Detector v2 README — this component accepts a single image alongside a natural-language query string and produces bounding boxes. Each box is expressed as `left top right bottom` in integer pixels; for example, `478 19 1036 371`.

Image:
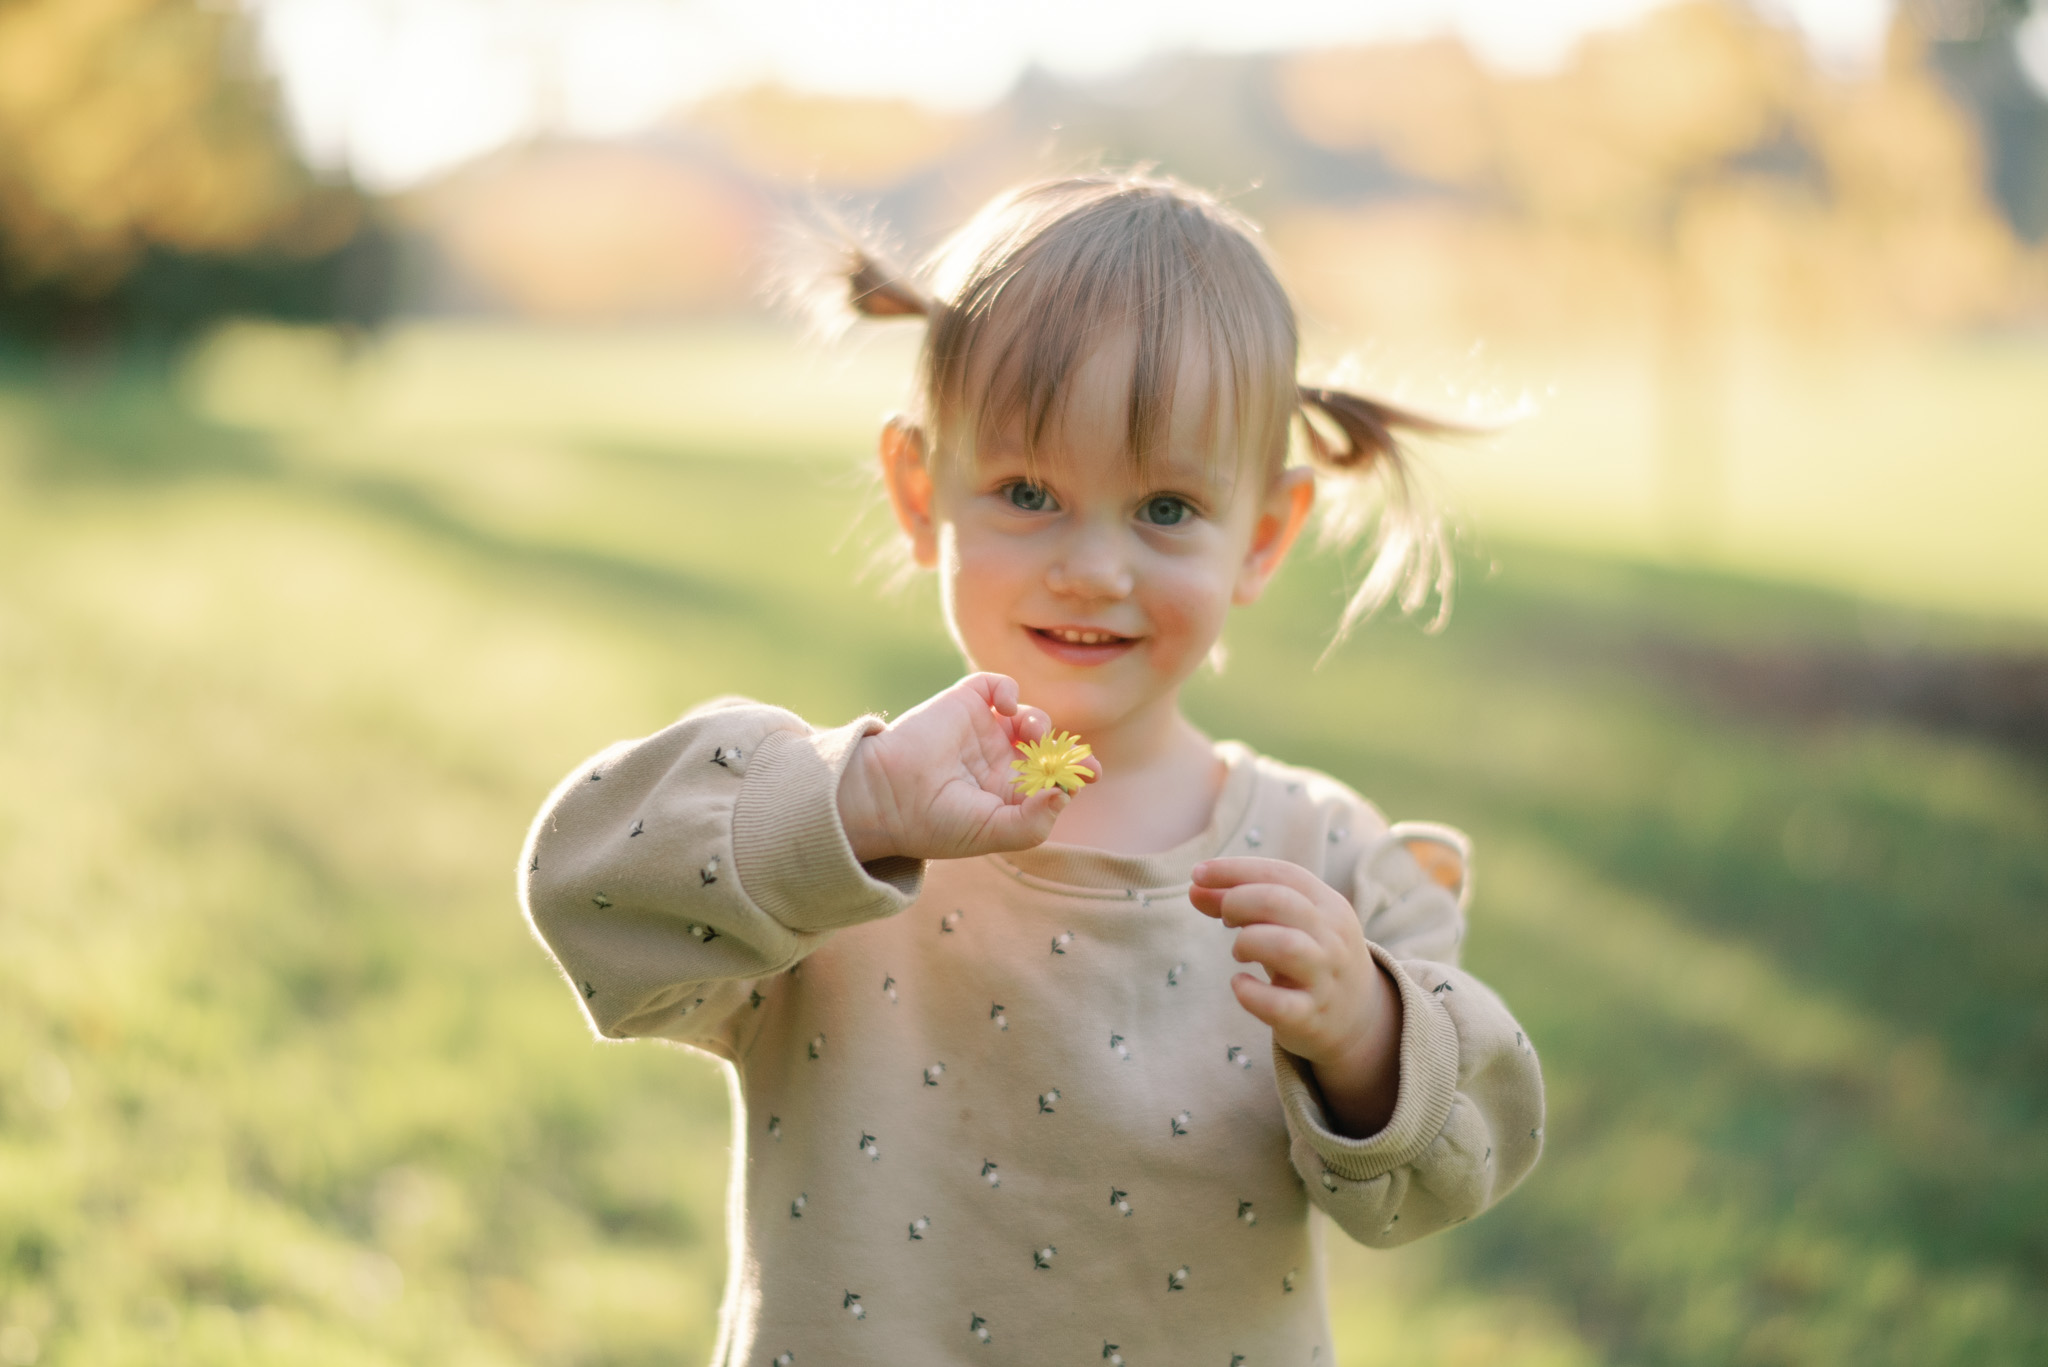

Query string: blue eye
1005 482 1054 512
1140 495 1192 526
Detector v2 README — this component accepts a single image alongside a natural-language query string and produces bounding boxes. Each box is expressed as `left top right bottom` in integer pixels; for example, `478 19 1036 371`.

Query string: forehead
921 184 1300 489
967 327 1253 490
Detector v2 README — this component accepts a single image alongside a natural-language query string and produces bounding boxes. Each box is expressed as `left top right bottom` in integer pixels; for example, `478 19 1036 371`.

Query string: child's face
881 336 1312 746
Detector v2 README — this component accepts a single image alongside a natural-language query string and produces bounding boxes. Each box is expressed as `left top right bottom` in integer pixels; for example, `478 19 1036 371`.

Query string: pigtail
1297 387 1465 473
767 206 936 341
847 250 932 318
1297 385 1472 645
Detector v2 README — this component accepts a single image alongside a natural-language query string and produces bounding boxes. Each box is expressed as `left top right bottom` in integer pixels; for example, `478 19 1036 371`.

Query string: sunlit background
1 0 2044 1363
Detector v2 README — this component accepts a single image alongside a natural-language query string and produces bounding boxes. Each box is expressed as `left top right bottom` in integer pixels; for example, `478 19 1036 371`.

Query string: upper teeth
1051 629 1117 644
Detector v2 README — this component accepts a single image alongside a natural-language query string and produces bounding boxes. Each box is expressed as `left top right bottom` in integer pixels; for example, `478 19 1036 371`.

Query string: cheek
1140 554 1235 654
947 531 1032 595
939 526 1032 639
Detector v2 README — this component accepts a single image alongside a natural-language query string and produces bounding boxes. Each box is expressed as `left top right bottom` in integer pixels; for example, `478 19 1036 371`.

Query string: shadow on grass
12 369 961 726
16 373 760 619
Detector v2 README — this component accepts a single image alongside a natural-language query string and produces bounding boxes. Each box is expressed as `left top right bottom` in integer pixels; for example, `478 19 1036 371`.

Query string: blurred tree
1277 1 2031 552
1911 0 2048 241
0 0 386 349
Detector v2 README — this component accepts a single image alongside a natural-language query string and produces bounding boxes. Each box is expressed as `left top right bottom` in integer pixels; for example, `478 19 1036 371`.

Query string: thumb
979 786 1070 853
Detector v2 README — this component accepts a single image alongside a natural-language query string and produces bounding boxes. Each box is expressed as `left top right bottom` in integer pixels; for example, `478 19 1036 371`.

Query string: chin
1017 673 1154 733
966 641 1186 732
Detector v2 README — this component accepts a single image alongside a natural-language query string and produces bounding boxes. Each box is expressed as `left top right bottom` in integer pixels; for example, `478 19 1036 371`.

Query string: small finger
1012 706 1050 745
1189 881 1321 934
1231 923 1322 986
1230 974 1312 1032
986 786 1069 850
1192 856 1331 899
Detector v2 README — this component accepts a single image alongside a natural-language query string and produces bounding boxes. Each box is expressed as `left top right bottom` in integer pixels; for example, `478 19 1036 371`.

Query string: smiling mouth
1030 626 1138 647
1026 625 1141 666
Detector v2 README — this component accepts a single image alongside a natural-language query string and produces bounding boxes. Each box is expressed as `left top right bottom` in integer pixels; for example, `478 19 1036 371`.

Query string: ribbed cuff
730 716 924 932
1273 942 1461 1182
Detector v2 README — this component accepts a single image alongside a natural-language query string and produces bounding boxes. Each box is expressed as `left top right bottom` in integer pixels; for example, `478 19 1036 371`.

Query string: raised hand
837 673 1100 863
1189 857 1404 1138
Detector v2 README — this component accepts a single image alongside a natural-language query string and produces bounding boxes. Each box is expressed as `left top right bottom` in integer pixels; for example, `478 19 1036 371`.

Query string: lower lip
1027 628 1139 665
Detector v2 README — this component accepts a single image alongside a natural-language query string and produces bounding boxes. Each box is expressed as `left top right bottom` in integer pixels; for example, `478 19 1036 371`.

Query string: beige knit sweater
519 699 1544 1364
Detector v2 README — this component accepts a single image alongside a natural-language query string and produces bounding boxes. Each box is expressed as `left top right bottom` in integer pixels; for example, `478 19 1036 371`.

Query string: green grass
0 326 2042 1365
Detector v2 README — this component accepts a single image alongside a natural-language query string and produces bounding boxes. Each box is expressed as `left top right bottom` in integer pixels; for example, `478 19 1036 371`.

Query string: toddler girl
520 171 1543 1364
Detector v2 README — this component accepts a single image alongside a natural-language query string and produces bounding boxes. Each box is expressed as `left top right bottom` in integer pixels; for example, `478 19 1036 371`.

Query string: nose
1046 520 1134 602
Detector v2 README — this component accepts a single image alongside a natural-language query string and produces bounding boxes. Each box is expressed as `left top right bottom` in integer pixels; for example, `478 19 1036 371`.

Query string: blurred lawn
0 324 2043 1365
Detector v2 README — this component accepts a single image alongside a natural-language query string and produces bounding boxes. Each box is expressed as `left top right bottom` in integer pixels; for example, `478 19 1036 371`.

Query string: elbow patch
1389 820 1472 911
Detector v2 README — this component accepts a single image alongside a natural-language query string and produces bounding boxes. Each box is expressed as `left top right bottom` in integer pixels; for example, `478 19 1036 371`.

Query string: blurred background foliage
0 0 2045 1364
0 0 386 347
5 0 2046 341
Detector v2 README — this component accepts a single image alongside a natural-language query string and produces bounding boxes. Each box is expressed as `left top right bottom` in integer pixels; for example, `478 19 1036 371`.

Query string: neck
1046 692 1223 855
1081 689 1191 773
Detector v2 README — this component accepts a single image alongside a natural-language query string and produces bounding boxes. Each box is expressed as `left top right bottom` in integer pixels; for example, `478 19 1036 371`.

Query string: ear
878 416 938 568
1232 465 1315 605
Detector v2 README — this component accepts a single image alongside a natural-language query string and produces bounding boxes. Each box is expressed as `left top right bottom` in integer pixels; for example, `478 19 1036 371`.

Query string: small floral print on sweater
519 701 1544 1361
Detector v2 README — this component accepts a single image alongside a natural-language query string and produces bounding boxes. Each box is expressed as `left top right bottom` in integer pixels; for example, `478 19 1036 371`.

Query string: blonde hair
818 170 1465 637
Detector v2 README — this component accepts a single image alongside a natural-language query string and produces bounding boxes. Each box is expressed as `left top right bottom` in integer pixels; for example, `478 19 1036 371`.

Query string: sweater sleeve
517 697 924 1059
1270 818 1545 1247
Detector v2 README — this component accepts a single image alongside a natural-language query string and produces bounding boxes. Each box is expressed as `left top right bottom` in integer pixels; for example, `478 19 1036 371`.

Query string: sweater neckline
986 740 1260 898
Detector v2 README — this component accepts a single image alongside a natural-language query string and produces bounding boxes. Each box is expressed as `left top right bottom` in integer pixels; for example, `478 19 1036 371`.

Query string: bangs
920 180 1298 477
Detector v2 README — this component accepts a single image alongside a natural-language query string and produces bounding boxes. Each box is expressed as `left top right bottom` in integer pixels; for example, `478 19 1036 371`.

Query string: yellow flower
1010 730 1094 797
